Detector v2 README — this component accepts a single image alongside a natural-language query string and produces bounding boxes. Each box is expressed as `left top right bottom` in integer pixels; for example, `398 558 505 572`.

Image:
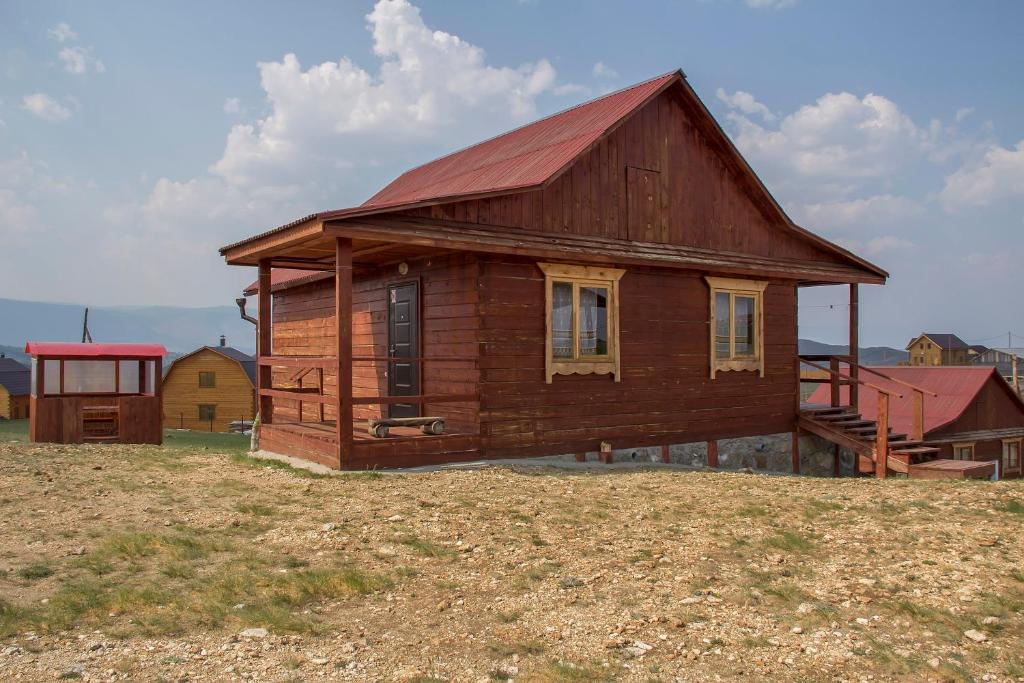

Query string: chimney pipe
220 335 226 347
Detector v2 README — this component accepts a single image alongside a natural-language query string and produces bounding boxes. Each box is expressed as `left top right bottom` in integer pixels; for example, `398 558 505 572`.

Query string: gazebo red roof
24 342 167 358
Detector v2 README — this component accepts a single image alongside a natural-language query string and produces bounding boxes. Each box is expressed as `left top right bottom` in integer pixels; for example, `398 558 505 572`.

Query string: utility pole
81 308 93 343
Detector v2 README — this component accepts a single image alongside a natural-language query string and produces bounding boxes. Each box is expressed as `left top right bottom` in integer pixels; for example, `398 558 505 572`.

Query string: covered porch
236 221 483 470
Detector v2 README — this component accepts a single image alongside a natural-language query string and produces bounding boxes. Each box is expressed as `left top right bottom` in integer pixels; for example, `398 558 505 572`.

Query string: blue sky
1 0 1022 347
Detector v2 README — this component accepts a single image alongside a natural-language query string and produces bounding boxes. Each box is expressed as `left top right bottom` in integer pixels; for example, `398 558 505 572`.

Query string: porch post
257 260 273 425
849 284 859 410
335 238 354 470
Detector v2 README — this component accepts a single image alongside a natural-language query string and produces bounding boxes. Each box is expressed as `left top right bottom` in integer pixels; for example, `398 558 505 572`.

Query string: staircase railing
845 361 938 442
800 357 902 478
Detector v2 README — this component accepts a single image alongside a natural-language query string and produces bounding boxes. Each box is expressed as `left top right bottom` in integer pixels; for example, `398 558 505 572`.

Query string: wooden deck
908 459 995 480
260 420 481 470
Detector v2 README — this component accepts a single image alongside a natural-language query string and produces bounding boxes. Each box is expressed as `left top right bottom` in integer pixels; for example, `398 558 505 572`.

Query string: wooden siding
930 378 1024 436
476 256 797 459
928 376 1024 479
0 386 29 420
270 253 480 435
163 349 254 432
401 88 847 267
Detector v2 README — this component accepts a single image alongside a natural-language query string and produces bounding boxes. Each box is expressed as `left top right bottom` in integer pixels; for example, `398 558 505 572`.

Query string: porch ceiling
221 215 885 286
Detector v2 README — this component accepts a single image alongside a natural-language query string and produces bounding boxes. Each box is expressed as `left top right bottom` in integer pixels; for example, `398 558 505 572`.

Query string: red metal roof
807 366 1008 436
243 268 333 296
25 342 167 358
358 72 680 209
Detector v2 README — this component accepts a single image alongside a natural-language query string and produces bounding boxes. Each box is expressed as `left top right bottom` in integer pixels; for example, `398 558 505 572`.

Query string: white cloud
592 62 618 79
716 88 774 122
58 45 105 75
21 93 72 122
48 22 78 43
863 235 916 255
721 90 941 203
223 97 242 114
940 140 1024 209
209 0 559 189
955 106 974 123
792 194 922 231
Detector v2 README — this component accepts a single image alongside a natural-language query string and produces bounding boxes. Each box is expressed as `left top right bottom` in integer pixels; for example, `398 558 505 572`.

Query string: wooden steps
800 403 941 477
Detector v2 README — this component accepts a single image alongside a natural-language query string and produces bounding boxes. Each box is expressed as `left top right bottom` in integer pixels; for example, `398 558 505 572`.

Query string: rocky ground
0 439 1022 682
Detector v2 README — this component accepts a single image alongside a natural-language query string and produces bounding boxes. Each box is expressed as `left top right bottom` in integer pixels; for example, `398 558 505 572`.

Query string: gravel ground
0 440 1022 682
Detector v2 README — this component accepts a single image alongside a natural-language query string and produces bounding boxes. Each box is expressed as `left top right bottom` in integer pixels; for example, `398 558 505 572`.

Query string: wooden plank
258 261 273 424
336 237 354 470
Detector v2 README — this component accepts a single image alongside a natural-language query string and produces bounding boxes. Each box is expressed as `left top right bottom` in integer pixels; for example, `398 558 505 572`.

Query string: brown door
387 282 420 418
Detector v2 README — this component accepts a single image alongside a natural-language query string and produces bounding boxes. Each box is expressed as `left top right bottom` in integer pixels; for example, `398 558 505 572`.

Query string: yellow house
162 340 255 432
906 333 970 367
0 356 30 420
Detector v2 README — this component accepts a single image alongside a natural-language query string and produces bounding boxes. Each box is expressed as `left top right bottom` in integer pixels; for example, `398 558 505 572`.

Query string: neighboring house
0 355 30 420
162 337 255 432
808 366 1024 479
906 333 970 366
221 69 887 471
971 347 1024 381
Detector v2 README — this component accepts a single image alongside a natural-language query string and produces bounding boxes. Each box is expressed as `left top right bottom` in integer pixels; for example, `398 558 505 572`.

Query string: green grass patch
995 499 1024 516
236 502 276 516
0 419 29 443
396 535 455 558
17 563 54 580
763 530 814 553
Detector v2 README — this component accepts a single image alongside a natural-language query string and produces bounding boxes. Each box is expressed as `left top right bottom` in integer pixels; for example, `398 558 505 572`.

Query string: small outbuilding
162 337 256 432
25 342 166 445
0 355 30 420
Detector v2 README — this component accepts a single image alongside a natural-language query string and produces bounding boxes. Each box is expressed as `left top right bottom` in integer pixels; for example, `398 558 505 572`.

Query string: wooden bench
367 416 445 438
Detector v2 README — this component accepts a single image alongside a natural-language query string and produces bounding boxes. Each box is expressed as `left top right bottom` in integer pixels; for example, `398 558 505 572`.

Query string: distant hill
0 298 255 355
798 339 908 365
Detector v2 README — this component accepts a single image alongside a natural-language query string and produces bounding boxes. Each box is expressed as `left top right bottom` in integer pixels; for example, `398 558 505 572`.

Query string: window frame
539 262 625 384
705 276 768 379
198 404 216 422
1001 438 1021 474
952 442 975 461
198 371 216 388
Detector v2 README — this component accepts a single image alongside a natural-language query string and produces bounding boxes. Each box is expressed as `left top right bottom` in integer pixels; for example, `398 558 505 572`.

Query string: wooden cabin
26 342 166 445
0 355 30 420
221 69 892 471
162 339 256 432
906 333 970 367
808 366 1024 479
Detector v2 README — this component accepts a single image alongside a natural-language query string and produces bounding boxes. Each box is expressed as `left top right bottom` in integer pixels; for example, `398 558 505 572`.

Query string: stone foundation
553 432 858 477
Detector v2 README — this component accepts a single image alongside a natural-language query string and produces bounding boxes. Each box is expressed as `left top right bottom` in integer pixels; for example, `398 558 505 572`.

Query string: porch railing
256 354 479 427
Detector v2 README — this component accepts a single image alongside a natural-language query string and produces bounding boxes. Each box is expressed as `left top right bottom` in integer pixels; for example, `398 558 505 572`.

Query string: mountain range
1 298 910 368
0 298 255 357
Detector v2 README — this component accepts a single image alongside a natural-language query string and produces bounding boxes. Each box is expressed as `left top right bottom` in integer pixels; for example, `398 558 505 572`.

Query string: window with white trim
705 276 768 378
1002 438 1021 473
539 263 625 383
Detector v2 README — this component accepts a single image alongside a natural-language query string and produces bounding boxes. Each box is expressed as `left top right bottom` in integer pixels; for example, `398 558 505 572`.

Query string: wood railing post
912 389 924 442
336 237 354 470
849 284 859 410
875 391 889 479
830 357 841 407
257 261 273 426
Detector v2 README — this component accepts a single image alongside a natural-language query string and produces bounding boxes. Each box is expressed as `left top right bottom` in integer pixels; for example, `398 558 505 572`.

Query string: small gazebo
25 342 166 445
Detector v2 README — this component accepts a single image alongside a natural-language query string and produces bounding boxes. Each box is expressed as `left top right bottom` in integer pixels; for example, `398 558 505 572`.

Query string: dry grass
0 439 1022 681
